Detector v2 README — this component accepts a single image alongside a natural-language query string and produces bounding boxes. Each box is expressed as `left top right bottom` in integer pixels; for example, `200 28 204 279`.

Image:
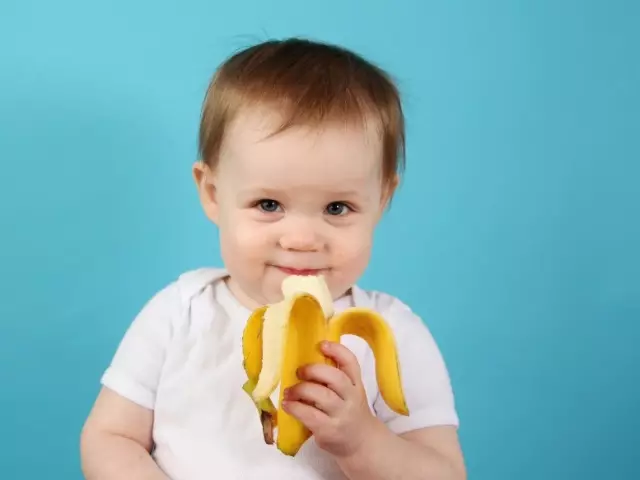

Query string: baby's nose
278 225 323 252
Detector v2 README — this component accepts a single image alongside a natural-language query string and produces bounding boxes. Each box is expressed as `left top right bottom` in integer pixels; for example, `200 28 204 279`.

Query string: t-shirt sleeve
373 298 459 434
100 282 179 410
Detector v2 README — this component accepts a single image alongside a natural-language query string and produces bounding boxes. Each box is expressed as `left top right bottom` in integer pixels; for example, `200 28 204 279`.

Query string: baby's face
199 108 390 309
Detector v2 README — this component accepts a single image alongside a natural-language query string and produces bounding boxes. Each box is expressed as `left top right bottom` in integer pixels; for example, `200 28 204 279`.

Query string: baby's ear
192 161 219 224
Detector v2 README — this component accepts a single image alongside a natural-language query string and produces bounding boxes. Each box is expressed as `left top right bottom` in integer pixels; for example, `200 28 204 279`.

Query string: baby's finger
320 341 362 386
297 363 354 400
285 381 343 416
282 399 329 433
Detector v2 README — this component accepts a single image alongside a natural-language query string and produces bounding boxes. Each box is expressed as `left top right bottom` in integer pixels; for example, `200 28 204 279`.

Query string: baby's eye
325 202 350 216
257 199 282 213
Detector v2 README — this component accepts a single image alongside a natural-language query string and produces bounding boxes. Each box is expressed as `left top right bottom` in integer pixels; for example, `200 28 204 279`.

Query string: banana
281 274 334 318
241 275 409 456
241 305 278 444
327 308 409 416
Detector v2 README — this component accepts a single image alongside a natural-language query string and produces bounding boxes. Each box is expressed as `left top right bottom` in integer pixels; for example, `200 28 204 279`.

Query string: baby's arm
80 386 168 480
336 422 465 480
80 281 180 478
340 296 466 479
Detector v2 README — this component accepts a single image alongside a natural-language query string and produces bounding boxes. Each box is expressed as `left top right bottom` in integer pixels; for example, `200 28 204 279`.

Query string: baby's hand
282 341 378 458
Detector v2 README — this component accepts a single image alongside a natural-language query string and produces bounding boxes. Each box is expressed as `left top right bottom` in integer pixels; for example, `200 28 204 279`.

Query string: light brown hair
198 37 405 193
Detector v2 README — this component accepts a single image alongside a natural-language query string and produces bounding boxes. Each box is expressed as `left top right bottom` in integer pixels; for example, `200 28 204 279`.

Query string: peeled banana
241 275 409 456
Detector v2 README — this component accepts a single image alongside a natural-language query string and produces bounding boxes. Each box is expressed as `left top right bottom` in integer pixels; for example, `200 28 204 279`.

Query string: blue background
1 1 638 479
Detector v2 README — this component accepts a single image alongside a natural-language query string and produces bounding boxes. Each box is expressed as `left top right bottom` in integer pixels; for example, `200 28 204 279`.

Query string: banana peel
241 275 409 456
241 305 278 444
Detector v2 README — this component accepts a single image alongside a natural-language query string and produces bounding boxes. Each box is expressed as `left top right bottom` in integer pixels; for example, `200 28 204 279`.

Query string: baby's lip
274 266 324 276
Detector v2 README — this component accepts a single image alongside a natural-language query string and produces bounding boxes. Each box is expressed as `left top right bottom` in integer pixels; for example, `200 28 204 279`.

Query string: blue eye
257 199 281 213
326 202 350 216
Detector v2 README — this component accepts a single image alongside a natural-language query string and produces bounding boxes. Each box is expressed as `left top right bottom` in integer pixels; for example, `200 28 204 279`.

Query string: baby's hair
198 37 405 192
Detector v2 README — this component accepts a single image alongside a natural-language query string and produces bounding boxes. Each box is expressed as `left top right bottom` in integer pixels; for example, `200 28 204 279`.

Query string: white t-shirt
101 268 459 480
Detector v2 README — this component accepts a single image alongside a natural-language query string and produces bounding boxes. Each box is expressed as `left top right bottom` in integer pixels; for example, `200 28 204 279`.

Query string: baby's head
193 38 405 309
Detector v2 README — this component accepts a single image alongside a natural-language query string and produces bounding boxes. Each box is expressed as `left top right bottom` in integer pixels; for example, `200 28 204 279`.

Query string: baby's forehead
217 109 385 193
236 164 379 193
226 115 382 162
229 144 382 186
230 150 381 198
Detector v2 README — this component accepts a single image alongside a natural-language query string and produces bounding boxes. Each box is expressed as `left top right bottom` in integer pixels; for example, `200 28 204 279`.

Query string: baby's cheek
335 229 372 262
233 222 272 255
344 245 372 273
330 233 372 287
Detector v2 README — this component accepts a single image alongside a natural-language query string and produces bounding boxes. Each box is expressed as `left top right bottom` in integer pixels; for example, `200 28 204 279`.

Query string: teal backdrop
1 1 638 479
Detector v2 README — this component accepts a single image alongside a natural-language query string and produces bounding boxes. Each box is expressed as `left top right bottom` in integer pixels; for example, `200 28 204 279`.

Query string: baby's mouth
273 265 324 276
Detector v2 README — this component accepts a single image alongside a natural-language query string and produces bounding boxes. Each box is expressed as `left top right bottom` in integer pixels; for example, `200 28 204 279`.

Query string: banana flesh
241 275 409 456
281 274 334 318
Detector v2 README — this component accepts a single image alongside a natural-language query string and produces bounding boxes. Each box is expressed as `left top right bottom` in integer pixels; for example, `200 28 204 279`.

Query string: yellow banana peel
241 275 409 456
241 305 278 444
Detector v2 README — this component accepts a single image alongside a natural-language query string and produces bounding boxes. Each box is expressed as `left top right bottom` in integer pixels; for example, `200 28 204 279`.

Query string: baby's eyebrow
330 190 361 199
238 187 282 198
239 187 362 196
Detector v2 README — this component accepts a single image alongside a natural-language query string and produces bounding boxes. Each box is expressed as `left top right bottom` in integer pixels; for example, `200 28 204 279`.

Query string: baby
80 38 466 480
